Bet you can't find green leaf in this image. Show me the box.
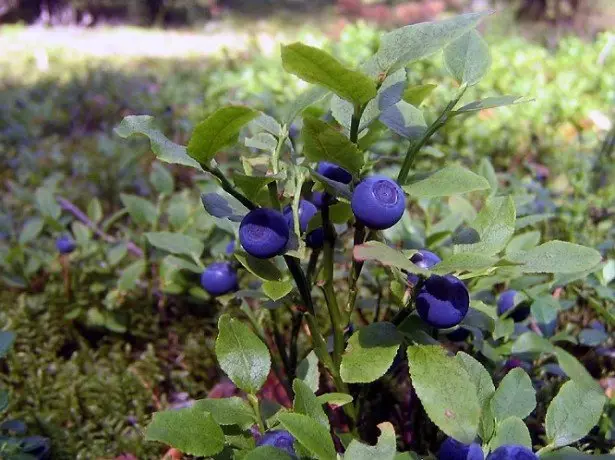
[444,30,491,86]
[379,100,427,140]
[277,412,336,460]
[432,253,498,274]
[0,390,8,413]
[316,393,353,407]
[150,162,175,195]
[365,12,490,75]
[340,322,403,383]
[509,241,602,274]
[353,241,428,274]
[187,106,258,164]
[302,116,364,176]
[531,296,560,325]
[293,379,329,429]
[478,158,498,195]
[515,213,555,229]
[403,165,490,196]
[35,188,61,220]
[118,260,145,291]
[19,218,44,245]
[87,198,103,223]
[553,347,601,393]
[244,446,293,460]
[245,132,278,152]
[511,332,554,354]
[0,331,16,358]
[251,112,283,137]
[233,173,277,201]
[193,397,255,429]
[490,368,536,422]
[120,194,157,227]
[234,252,283,281]
[455,352,495,407]
[403,84,437,106]
[506,231,541,256]
[344,422,397,460]
[115,115,202,170]
[281,42,377,105]
[545,380,606,448]
[107,243,128,266]
[490,416,532,450]
[407,345,481,443]
[297,351,320,393]
[263,279,293,301]
[283,86,329,125]
[453,96,530,115]
[145,406,224,456]
[215,314,271,394]
[454,196,516,256]
[145,232,204,257]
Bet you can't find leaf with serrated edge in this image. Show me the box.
[490,416,532,450]
[145,407,224,456]
[292,379,329,429]
[444,30,491,86]
[193,397,255,429]
[403,164,490,196]
[408,345,481,443]
[277,412,336,460]
[509,241,602,274]
[490,368,536,422]
[215,314,271,394]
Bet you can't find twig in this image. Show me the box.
[57,197,144,257]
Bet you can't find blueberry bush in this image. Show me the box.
[105,12,615,459]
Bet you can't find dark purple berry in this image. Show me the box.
[446,327,471,342]
[310,191,327,209]
[239,208,289,259]
[487,445,536,460]
[225,239,235,255]
[256,430,296,457]
[497,290,531,322]
[416,275,470,329]
[351,175,405,230]
[56,235,76,254]
[316,162,352,184]
[438,437,484,460]
[200,262,238,296]
[408,249,441,285]
[283,199,323,249]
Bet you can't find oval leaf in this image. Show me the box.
[444,30,491,86]
[344,422,397,460]
[510,241,602,274]
[490,368,536,422]
[490,416,532,450]
[277,412,336,460]
[403,165,490,196]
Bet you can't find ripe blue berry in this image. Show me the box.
[239,208,289,259]
[283,199,324,249]
[416,274,470,329]
[256,430,296,457]
[316,161,352,184]
[351,175,405,230]
[200,262,238,296]
[408,249,441,285]
[225,239,235,255]
[438,437,484,460]
[497,290,531,322]
[311,191,327,209]
[56,235,76,254]
[487,445,536,460]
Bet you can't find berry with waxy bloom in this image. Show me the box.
[256,430,296,457]
[283,199,324,249]
[487,445,537,460]
[416,274,470,329]
[200,262,238,296]
[239,208,289,259]
[438,437,484,460]
[316,161,352,184]
[56,235,76,254]
[497,289,531,322]
[408,249,441,285]
[351,175,405,230]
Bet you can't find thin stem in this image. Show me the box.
[204,165,256,211]
[343,222,366,320]
[289,311,303,376]
[248,394,265,433]
[306,248,321,285]
[270,308,292,379]
[349,104,362,145]
[267,182,280,211]
[397,85,467,185]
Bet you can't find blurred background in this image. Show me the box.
[1,1,614,458]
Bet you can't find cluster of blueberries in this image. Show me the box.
[199,161,530,335]
[257,430,538,459]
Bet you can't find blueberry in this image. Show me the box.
[497,290,531,322]
[446,327,471,342]
[256,430,296,457]
[416,275,470,329]
[316,161,352,184]
[311,191,327,209]
[487,445,537,460]
[283,199,324,249]
[351,175,406,230]
[56,235,76,254]
[239,208,290,259]
[225,239,235,255]
[438,437,484,460]
[408,249,441,285]
[200,262,238,296]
